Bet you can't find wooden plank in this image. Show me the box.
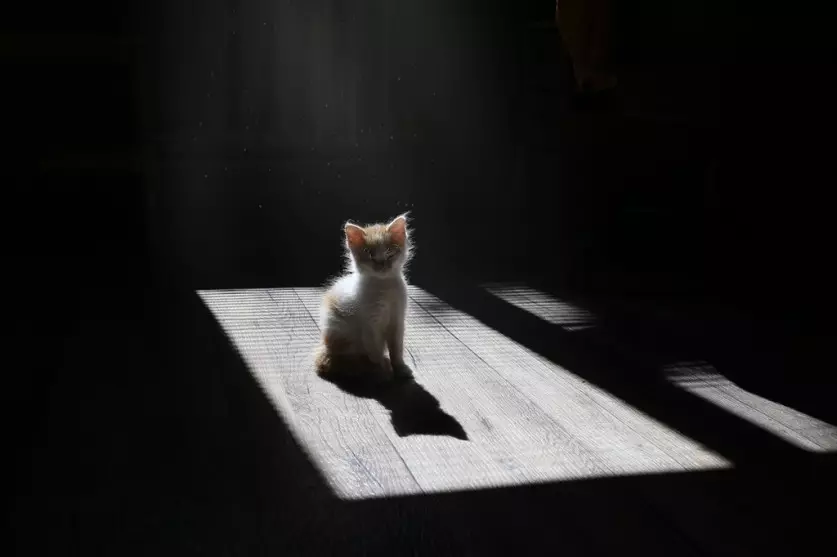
[198,288,421,499]
[481,285,751,467]
[408,287,739,556]
[666,363,837,452]
[296,287,698,554]
[295,287,613,490]
[579,296,837,452]
[299,286,723,484]
[713,387,837,451]
[483,283,597,331]
[409,286,729,474]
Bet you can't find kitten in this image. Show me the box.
[315,214,412,379]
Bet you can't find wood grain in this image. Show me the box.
[409,286,730,475]
[298,287,611,490]
[294,286,699,554]
[199,288,421,499]
[666,362,837,452]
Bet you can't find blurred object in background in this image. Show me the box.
[556,0,617,94]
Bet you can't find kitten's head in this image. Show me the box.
[344,214,411,278]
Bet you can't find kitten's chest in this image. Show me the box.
[366,292,396,320]
[361,284,405,324]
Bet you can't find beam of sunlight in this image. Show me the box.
[483,283,836,453]
[198,287,729,501]
[482,283,597,331]
[664,361,837,452]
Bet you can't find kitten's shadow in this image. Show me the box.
[321,368,468,440]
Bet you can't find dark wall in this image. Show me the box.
[6,0,834,307]
[139,0,718,289]
[4,1,150,502]
[560,0,836,325]
[712,1,836,323]
[142,0,533,287]
[5,3,150,287]
[134,0,836,325]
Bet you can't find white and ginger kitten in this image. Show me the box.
[315,214,412,380]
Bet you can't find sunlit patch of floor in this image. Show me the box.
[198,287,729,500]
[482,283,597,331]
[664,361,837,452]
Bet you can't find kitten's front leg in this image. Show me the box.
[362,327,391,377]
[387,318,412,377]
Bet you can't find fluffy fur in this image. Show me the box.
[315,214,413,379]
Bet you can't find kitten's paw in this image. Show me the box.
[376,357,394,380]
[392,361,413,379]
[313,345,332,376]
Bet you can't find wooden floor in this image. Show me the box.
[481,283,837,454]
[197,285,834,502]
[11,285,836,556]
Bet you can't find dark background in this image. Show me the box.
[8,0,835,312]
[6,0,836,553]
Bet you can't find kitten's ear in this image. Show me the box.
[387,214,409,245]
[344,222,366,249]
